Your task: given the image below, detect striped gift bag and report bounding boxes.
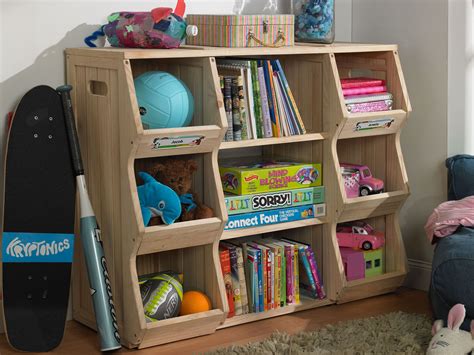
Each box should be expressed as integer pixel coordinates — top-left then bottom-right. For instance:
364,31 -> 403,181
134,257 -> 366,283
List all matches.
185,14 -> 294,48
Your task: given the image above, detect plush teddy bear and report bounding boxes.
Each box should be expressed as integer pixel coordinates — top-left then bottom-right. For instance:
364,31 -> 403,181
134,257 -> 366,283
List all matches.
148,158 -> 214,224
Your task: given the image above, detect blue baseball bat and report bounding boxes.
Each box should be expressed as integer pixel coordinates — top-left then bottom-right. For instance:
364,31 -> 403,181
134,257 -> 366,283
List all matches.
57,85 -> 121,351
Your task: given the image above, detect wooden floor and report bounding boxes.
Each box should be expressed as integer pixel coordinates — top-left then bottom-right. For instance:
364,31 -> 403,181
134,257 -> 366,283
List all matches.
0,288 -> 430,355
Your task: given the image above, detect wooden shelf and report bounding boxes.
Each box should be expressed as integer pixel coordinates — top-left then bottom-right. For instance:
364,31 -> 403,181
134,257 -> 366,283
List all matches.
337,271 -> 406,304
220,132 -> 327,150
338,191 -> 408,222
221,218 -> 326,240
140,309 -> 225,348
338,110 -> 407,139
67,44 -> 411,349
218,296 -> 332,329
137,218 -> 224,255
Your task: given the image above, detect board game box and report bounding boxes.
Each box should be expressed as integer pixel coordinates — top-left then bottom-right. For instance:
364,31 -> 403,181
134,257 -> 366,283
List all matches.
225,186 -> 325,215
220,160 -> 322,195
225,203 -> 326,230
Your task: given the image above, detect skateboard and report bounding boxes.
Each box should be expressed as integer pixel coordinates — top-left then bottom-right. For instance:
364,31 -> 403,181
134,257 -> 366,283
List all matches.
2,86 -> 75,351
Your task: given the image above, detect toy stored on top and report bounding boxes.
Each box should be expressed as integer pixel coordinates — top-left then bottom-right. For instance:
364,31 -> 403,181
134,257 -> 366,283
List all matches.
85,0 -> 198,49
427,304 -> 474,354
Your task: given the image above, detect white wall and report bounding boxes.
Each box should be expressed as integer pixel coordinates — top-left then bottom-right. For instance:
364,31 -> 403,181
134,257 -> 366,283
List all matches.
352,0 -> 452,288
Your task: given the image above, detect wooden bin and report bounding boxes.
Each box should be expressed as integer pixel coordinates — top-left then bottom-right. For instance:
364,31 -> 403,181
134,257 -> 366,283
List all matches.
66,43 -> 410,349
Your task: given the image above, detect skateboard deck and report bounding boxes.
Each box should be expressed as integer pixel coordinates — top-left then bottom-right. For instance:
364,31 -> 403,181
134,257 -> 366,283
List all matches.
2,86 -> 75,351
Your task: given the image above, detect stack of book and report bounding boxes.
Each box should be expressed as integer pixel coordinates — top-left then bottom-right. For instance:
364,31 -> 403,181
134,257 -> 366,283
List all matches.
341,77 -> 393,113
217,59 -> 307,142
219,238 -> 326,318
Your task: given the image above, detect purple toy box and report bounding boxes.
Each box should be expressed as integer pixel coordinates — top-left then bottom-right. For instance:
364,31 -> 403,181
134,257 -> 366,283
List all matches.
340,247 -> 365,281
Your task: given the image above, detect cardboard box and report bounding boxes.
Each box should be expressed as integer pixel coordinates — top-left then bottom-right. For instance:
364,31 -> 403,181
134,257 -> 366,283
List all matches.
225,186 -> 325,215
225,203 -> 326,230
220,160 -> 322,195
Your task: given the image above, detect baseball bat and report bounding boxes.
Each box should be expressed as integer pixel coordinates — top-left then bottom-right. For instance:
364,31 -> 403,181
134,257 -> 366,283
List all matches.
57,85 -> 121,352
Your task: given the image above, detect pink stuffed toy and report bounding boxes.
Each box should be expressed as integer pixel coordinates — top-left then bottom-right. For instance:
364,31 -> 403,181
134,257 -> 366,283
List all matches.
427,304 -> 474,354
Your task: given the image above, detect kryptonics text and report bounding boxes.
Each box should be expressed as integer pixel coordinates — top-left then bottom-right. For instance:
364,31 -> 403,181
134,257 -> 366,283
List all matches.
6,237 -> 70,258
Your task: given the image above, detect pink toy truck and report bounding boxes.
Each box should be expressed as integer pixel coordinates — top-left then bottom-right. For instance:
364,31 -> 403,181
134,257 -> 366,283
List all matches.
340,163 -> 384,197
336,222 -> 385,250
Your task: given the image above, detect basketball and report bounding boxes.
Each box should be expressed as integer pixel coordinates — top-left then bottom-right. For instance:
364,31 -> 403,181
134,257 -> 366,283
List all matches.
179,291 -> 212,316
134,71 -> 194,129
140,273 -> 183,321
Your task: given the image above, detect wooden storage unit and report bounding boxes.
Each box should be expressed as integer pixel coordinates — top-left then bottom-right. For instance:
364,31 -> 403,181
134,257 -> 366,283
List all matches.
66,43 -> 410,349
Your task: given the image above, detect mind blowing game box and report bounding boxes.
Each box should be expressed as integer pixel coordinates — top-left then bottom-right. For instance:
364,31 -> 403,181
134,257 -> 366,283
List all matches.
220,160 -> 322,195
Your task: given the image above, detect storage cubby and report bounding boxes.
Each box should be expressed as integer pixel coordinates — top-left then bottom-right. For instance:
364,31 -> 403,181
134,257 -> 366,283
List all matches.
335,134 -> 409,222
134,153 -> 225,254
218,225 -> 334,329
335,214 -> 407,303
134,246 -> 226,348
66,43 -> 410,349
333,51 -> 411,139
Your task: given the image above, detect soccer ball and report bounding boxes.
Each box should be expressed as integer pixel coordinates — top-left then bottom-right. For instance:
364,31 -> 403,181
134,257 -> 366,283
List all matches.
134,71 -> 194,129
140,273 -> 183,321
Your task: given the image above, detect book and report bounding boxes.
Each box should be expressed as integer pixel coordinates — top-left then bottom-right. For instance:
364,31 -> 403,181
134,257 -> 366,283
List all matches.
257,66 -> 273,138
346,100 -> 393,113
272,72 -> 290,137
263,242 -> 281,308
247,245 -> 264,312
261,60 -> 280,137
237,75 -> 249,140
344,92 -> 393,104
217,59 -> 254,139
221,243 -> 243,315
293,244 -> 300,304
307,246 -> 326,299
274,71 -> 297,136
225,203 -> 326,230
231,77 -> 242,141
224,186 -> 325,215
342,85 -> 387,96
219,247 -> 235,317
250,61 -> 263,138
244,244 -> 259,312
271,60 -> 306,135
223,77 -> 234,141
234,246 -> 249,314
341,77 -> 385,89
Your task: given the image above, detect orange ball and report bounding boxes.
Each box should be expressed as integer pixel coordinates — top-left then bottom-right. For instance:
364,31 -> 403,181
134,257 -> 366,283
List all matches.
180,291 -> 212,315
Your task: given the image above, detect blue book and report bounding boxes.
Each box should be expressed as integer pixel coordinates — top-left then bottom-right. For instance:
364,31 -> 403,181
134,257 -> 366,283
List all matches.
247,246 -> 263,312
225,204 -> 320,230
271,59 -> 306,134
245,247 -> 259,312
260,60 -> 278,136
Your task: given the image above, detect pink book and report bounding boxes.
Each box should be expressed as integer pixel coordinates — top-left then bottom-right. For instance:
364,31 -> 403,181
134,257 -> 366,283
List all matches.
306,247 -> 326,299
341,77 -> 385,89
343,86 -> 387,96
346,100 -> 392,113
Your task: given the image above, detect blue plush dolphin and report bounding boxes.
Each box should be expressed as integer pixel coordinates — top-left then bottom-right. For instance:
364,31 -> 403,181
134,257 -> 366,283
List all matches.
137,172 -> 182,226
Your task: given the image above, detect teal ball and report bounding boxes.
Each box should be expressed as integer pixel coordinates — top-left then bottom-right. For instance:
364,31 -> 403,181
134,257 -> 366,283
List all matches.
134,71 -> 194,129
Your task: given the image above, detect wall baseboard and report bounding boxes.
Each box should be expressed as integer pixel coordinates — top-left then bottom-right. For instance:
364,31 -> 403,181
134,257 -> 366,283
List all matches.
403,259 -> 432,291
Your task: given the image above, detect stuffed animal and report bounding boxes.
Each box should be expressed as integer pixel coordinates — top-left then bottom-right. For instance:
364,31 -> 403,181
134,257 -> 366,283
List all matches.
427,304 -> 474,354
137,171 -> 181,226
149,158 -> 214,223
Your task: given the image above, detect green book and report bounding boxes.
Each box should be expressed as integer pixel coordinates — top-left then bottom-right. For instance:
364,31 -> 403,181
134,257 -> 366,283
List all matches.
250,61 -> 263,138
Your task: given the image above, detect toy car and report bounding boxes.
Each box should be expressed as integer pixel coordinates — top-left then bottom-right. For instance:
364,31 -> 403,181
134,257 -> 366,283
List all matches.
336,222 -> 385,250
340,163 -> 384,197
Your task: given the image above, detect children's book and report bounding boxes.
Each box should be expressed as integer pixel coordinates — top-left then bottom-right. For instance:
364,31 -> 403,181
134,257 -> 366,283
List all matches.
237,75 -> 249,140
272,73 -> 290,137
246,245 -> 263,312
261,60 -> 280,137
234,246 -> 249,314
257,66 -> 273,138
219,247 -> 235,317
271,60 -> 306,134
223,77 -> 234,141
342,85 -> 387,96
250,61 -> 263,138
344,92 -> 393,104
244,244 -> 259,312
341,77 -> 385,89
231,77 -> 242,141
262,241 -> 281,308
221,243 -> 243,315
307,246 -> 326,299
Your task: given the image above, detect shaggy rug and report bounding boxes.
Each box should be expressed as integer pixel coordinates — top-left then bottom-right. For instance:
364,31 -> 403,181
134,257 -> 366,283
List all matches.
210,312 -> 432,354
